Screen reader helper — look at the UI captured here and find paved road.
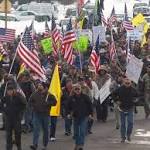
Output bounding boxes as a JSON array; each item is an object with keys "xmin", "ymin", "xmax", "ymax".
[{"xmin": 1, "ymin": 107, "xmax": 150, "ymax": 150}]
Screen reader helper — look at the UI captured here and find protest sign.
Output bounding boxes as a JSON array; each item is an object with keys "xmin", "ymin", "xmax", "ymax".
[
  {"xmin": 92, "ymin": 26, "xmax": 105, "ymax": 44},
  {"xmin": 76, "ymin": 29, "xmax": 92, "ymax": 42},
  {"xmin": 99, "ymin": 78, "xmax": 111, "ymax": 104},
  {"xmin": 41, "ymin": 38, "xmax": 53, "ymax": 54},
  {"xmin": 126, "ymin": 55, "xmax": 143, "ymax": 84},
  {"xmin": 127, "ymin": 28, "xmax": 143, "ymax": 41},
  {"xmin": 73, "ymin": 35, "xmax": 89, "ymax": 52}
]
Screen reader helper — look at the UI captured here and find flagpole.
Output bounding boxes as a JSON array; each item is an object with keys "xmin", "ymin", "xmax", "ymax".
[
  {"xmin": 3, "ymin": 28, "xmax": 26, "ymax": 96},
  {"xmin": 5, "ymin": 0, "xmax": 8, "ymax": 29}
]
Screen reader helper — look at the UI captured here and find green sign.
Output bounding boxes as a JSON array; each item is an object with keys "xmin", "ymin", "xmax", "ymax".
[
  {"xmin": 73, "ymin": 35, "xmax": 89, "ymax": 53},
  {"xmin": 41, "ymin": 38, "xmax": 53, "ymax": 54}
]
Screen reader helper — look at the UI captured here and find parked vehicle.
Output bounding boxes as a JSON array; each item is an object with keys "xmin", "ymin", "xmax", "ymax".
[
  {"xmin": 13, "ymin": 11, "xmax": 35, "ymax": 21},
  {"xmin": 133, "ymin": 2, "xmax": 148, "ymax": 9},
  {"xmin": 15, "ymin": 2, "xmax": 58, "ymax": 19},
  {"xmin": 133, "ymin": 6, "xmax": 150, "ymax": 17},
  {"xmin": 0, "ymin": 13, "xmax": 19, "ymax": 21}
]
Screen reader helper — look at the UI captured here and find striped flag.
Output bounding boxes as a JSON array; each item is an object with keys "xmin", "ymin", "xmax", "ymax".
[
  {"xmin": 101, "ymin": 13, "xmax": 108, "ymax": 26},
  {"xmin": 122, "ymin": 3, "xmax": 134, "ymax": 31},
  {"xmin": 109, "ymin": 38, "xmax": 116, "ymax": 61},
  {"xmin": 90, "ymin": 49, "xmax": 100, "ymax": 73},
  {"xmin": 51, "ymin": 15, "xmax": 60, "ymax": 57},
  {"xmin": 108, "ymin": 6, "xmax": 117, "ymax": 27},
  {"xmin": 0, "ymin": 43, "xmax": 7, "ymax": 61},
  {"xmin": 0, "ymin": 28, "xmax": 15, "ymax": 43},
  {"xmin": 17, "ymin": 27, "xmax": 46, "ymax": 80},
  {"xmin": 63, "ymin": 19, "xmax": 76, "ymax": 65}
]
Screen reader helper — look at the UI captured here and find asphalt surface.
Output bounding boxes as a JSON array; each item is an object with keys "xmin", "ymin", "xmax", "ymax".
[{"xmin": 0, "ymin": 107, "xmax": 150, "ymax": 150}]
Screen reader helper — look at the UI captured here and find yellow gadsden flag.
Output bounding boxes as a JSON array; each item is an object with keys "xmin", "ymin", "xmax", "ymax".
[
  {"xmin": 132, "ymin": 13, "xmax": 145, "ymax": 26},
  {"xmin": 48, "ymin": 64, "xmax": 62, "ymax": 116},
  {"xmin": 0, "ymin": 0, "xmax": 11, "ymax": 13}
]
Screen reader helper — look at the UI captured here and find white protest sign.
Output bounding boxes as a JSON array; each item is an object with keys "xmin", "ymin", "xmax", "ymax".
[
  {"xmin": 126, "ymin": 55, "xmax": 143, "ymax": 84},
  {"xmin": 127, "ymin": 28, "xmax": 143, "ymax": 41},
  {"xmin": 75, "ymin": 29, "xmax": 92, "ymax": 42},
  {"xmin": 99, "ymin": 78, "xmax": 111, "ymax": 104},
  {"xmin": 92, "ymin": 26, "xmax": 105, "ymax": 44}
]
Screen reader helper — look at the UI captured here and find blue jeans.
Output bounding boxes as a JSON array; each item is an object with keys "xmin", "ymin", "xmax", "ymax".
[
  {"xmin": 32, "ymin": 112, "xmax": 49, "ymax": 147},
  {"xmin": 49, "ymin": 116, "xmax": 57, "ymax": 138},
  {"xmin": 65, "ymin": 118, "xmax": 72, "ymax": 133},
  {"xmin": 120, "ymin": 111, "xmax": 134, "ymax": 139},
  {"xmin": 73, "ymin": 118, "xmax": 87, "ymax": 145},
  {"xmin": 24, "ymin": 103, "xmax": 32, "ymax": 130}
]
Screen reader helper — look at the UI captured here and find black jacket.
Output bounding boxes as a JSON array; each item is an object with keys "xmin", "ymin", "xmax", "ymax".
[
  {"xmin": 0, "ymin": 92, "xmax": 27, "ymax": 120},
  {"xmin": 67, "ymin": 93, "xmax": 93, "ymax": 120},
  {"xmin": 29, "ymin": 91, "xmax": 57, "ymax": 115},
  {"xmin": 113, "ymin": 85, "xmax": 137, "ymax": 111}
]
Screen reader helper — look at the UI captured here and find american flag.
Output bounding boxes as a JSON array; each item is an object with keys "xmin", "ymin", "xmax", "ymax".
[
  {"xmin": 122, "ymin": 3, "xmax": 134, "ymax": 31},
  {"xmin": 63, "ymin": 19, "xmax": 76, "ymax": 65},
  {"xmin": 0, "ymin": 43, "xmax": 7, "ymax": 56},
  {"xmin": 90, "ymin": 49, "xmax": 100, "ymax": 73},
  {"xmin": 0, "ymin": 28, "xmax": 15, "ymax": 43},
  {"xmin": 109, "ymin": 38, "xmax": 116, "ymax": 61},
  {"xmin": 51, "ymin": 15, "xmax": 60, "ymax": 57},
  {"xmin": 107, "ymin": 6, "xmax": 117, "ymax": 27},
  {"xmin": 17, "ymin": 27, "xmax": 45, "ymax": 80},
  {"xmin": 101, "ymin": 13, "xmax": 108, "ymax": 26},
  {"xmin": 28, "ymin": 20, "xmax": 36, "ymax": 39}
]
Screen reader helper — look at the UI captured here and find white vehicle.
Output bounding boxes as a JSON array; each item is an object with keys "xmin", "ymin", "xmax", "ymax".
[
  {"xmin": 14, "ymin": 11, "xmax": 35, "ymax": 21},
  {"xmin": 133, "ymin": 2, "xmax": 148, "ymax": 9},
  {"xmin": 15, "ymin": 2, "xmax": 58, "ymax": 19},
  {"xmin": 0, "ymin": 13, "xmax": 19, "ymax": 21},
  {"xmin": 133, "ymin": 6, "xmax": 150, "ymax": 17}
]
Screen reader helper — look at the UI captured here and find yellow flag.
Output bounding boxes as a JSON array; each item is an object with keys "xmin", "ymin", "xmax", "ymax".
[
  {"xmin": 79, "ymin": 17, "xmax": 85, "ymax": 29},
  {"xmin": 17, "ymin": 63, "xmax": 26, "ymax": 78},
  {"xmin": 49, "ymin": 64, "xmax": 62, "ymax": 116},
  {"xmin": 132, "ymin": 13, "xmax": 145, "ymax": 26},
  {"xmin": 0, "ymin": 0, "xmax": 12, "ymax": 13},
  {"xmin": 0, "ymin": 54, "xmax": 3, "ymax": 61},
  {"xmin": 141, "ymin": 22, "xmax": 149, "ymax": 46}
]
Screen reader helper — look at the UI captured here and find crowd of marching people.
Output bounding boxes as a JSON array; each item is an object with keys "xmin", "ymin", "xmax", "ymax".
[{"xmin": 0, "ymin": 10, "xmax": 150, "ymax": 150}]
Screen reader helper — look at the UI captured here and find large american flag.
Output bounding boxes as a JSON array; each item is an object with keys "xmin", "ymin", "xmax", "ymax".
[
  {"xmin": 62, "ymin": 19, "xmax": 76, "ymax": 65},
  {"xmin": 90, "ymin": 49, "xmax": 100, "ymax": 73},
  {"xmin": 0, "ymin": 28, "xmax": 15, "ymax": 43},
  {"xmin": 122, "ymin": 3, "xmax": 134, "ymax": 31},
  {"xmin": 51, "ymin": 15, "xmax": 60, "ymax": 57},
  {"xmin": 101, "ymin": 13, "xmax": 108, "ymax": 27},
  {"xmin": 107, "ymin": 6, "xmax": 117, "ymax": 27},
  {"xmin": 17, "ymin": 27, "xmax": 45, "ymax": 80}
]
